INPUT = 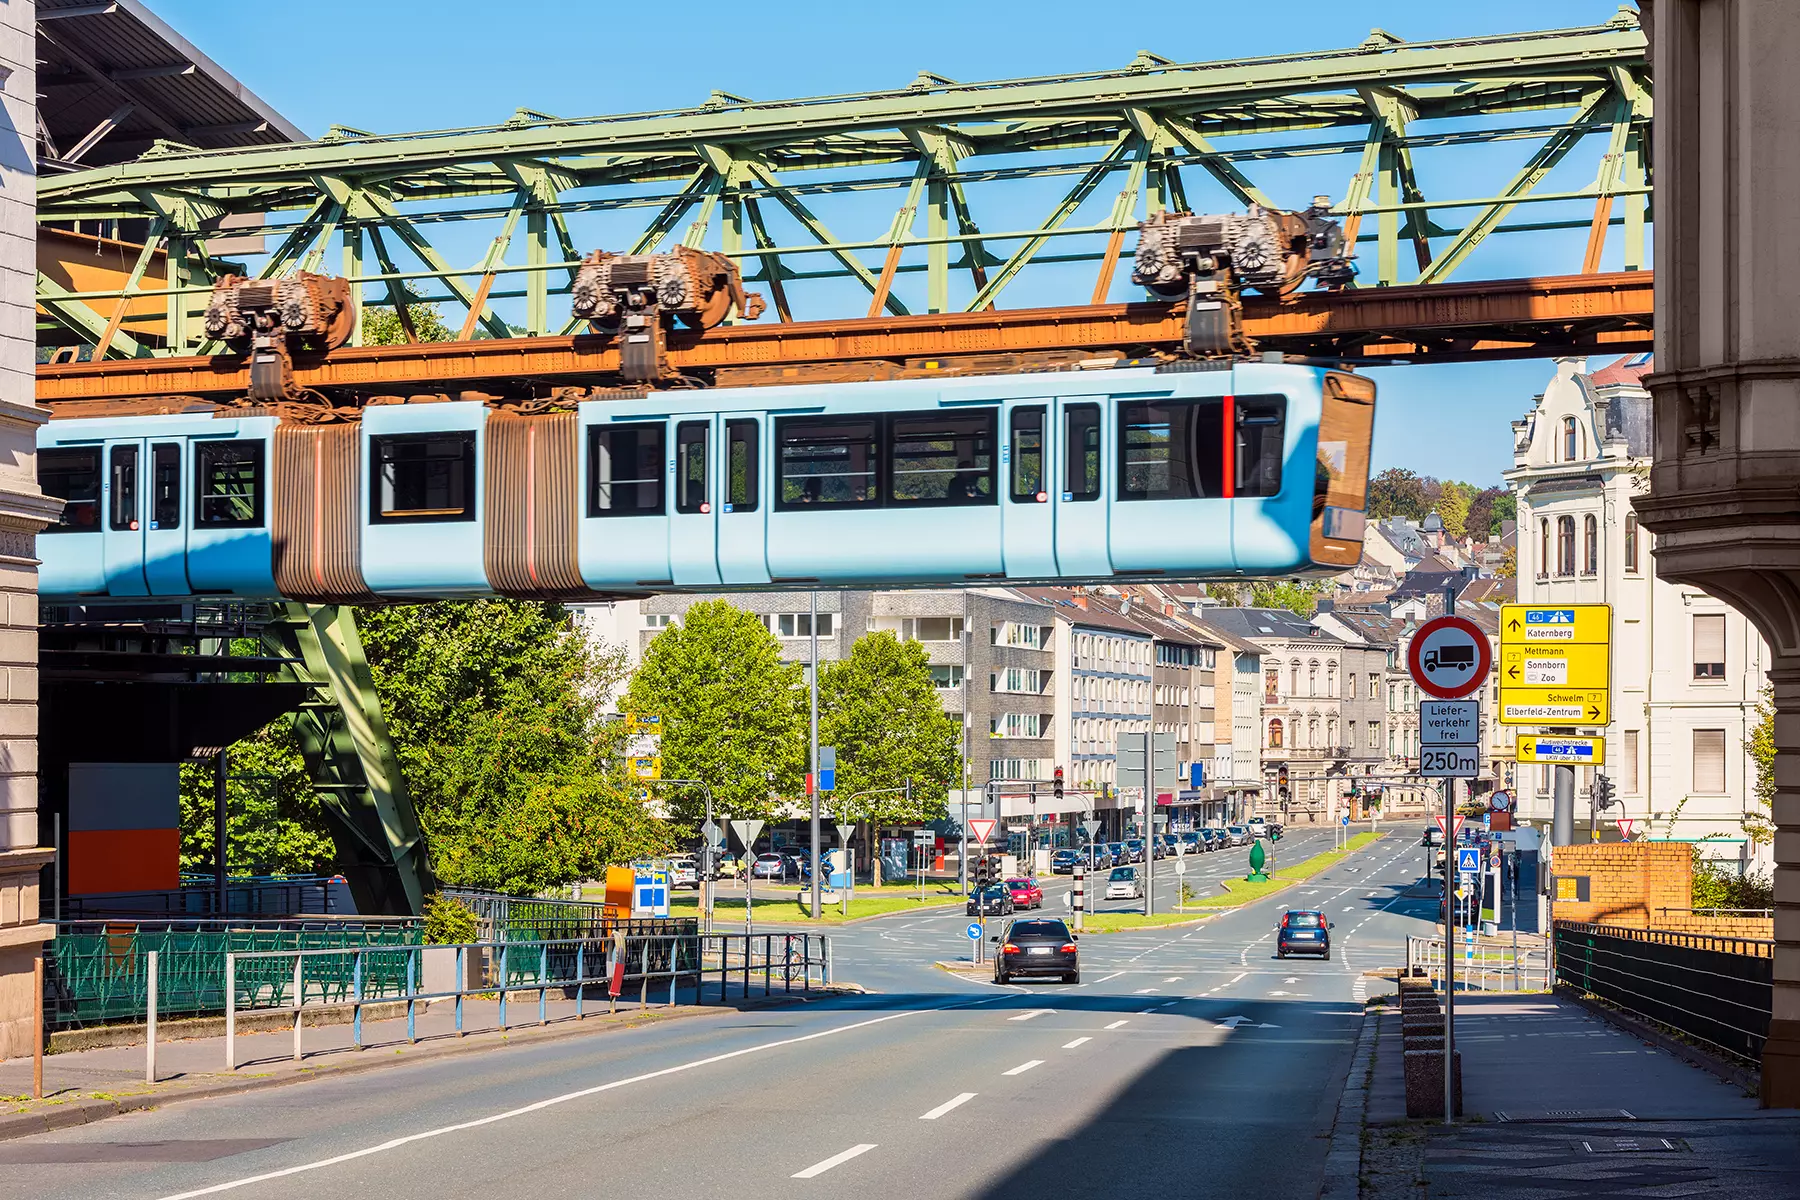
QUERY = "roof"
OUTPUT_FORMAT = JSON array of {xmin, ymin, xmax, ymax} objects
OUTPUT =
[
  {"xmin": 1459, "ymin": 577, "xmax": 1516, "ymax": 605},
  {"xmin": 1586, "ymin": 352, "xmax": 1653, "ymax": 388},
  {"xmin": 1187, "ymin": 620, "xmax": 1267, "ymax": 657},
  {"xmin": 1196, "ymin": 607, "xmax": 1336, "ymax": 645},
  {"xmin": 1009, "ymin": 586, "xmax": 1223, "ymax": 648},
  {"xmin": 1318, "ymin": 609, "xmax": 1407, "ymax": 647},
  {"xmin": 37, "ymin": 0, "xmax": 305, "ymax": 170}
]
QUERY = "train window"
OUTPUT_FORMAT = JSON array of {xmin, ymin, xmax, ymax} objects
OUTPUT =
[
  {"xmin": 371, "ymin": 432, "xmax": 477, "ymax": 524},
  {"xmin": 776, "ymin": 417, "xmax": 878, "ymax": 509},
  {"xmin": 1010, "ymin": 407, "xmax": 1046, "ymax": 502},
  {"xmin": 888, "ymin": 410, "xmax": 995, "ymax": 506},
  {"xmin": 39, "ymin": 447, "xmax": 100, "ymax": 534},
  {"xmin": 1063, "ymin": 405, "xmax": 1101, "ymax": 501},
  {"xmin": 589, "ymin": 423, "xmax": 666, "ymax": 517},
  {"xmin": 1118, "ymin": 397, "xmax": 1226, "ymax": 501},
  {"xmin": 675, "ymin": 422, "xmax": 710, "ymax": 515},
  {"xmin": 726, "ymin": 420, "xmax": 759, "ymax": 512},
  {"xmin": 195, "ymin": 440, "xmax": 264, "ymax": 528},
  {"xmin": 1234, "ymin": 395, "xmax": 1286, "ymax": 497},
  {"xmin": 152, "ymin": 443, "xmax": 181, "ymax": 529},
  {"xmin": 108, "ymin": 445, "xmax": 139, "ymax": 531}
]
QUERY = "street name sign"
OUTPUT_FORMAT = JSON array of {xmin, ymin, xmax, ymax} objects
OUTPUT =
[
  {"xmin": 1408, "ymin": 616, "xmax": 1493, "ymax": 700},
  {"xmin": 1499, "ymin": 604, "xmax": 1611, "ymax": 725},
  {"xmin": 968, "ymin": 818, "xmax": 997, "ymax": 845},
  {"xmin": 1515, "ymin": 734, "xmax": 1605, "ymax": 765}
]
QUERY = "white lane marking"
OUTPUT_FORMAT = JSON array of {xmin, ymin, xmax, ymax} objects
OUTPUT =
[
  {"xmin": 152, "ymin": 1002, "xmax": 992, "ymax": 1200},
  {"xmin": 1138, "ymin": 1007, "xmax": 1158, "ymax": 1014},
  {"xmin": 1063, "ymin": 1037, "xmax": 1092, "ymax": 1049},
  {"xmin": 1133, "ymin": 987, "xmax": 1159, "ymax": 994},
  {"xmin": 1229, "ymin": 972, "xmax": 1248, "ymax": 985},
  {"xmin": 794, "ymin": 1144, "xmax": 879, "ymax": 1178},
  {"xmin": 1095, "ymin": 971, "xmax": 1125, "ymax": 983},
  {"xmin": 920, "ymin": 1093, "xmax": 978, "ymax": 1121},
  {"xmin": 1009, "ymin": 1009, "xmax": 1054, "ymax": 1021},
  {"xmin": 1163, "ymin": 976, "xmax": 1183, "ymax": 983},
  {"xmin": 1004, "ymin": 1059, "xmax": 1044, "ymax": 1076},
  {"xmin": 1105, "ymin": 1019, "xmax": 1129, "ymax": 1030},
  {"xmin": 1157, "ymin": 1000, "xmax": 1178, "ymax": 1008}
]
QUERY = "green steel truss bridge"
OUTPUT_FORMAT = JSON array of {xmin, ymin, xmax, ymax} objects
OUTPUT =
[{"xmin": 37, "ymin": 12, "xmax": 1650, "ymax": 358}]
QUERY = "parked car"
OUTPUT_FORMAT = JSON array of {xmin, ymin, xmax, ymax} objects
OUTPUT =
[
  {"xmin": 1225, "ymin": 824, "xmax": 1250, "ymax": 846},
  {"xmin": 994, "ymin": 917, "xmax": 1079, "ymax": 985},
  {"xmin": 1277, "ymin": 908, "xmax": 1332, "ymax": 959},
  {"xmin": 669, "ymin": 860, "xmax": 699, "ymax": 889},
  {"xmin": 1197, "ymin": 829, "xmax": 1221, "ymax": 852},
  {"xmin": 967, "ymin": 884, "xmax": 1015, "ymax": 917},
  {"xmin": 1180, "ymin": 832, "xmax": 1203, "ymax": 855},
  {"xmin": 1085, "ymin": 844, "xmax": 1114, "ymax": 870},
  {"xmin": 1123, "ymin": 839, "xmax": 1147, "ymax": 863},
  {"xmin": 751, "ymin": 853, "xmax": 796, "ymax": 881},
  {"xmin": 1246, "ymin": 817, "xmax": 1268, "ymax": 838},
  {"xmin": 1156, "ymin": 834, "xmax": 1179, "ymax": 858},
  {"xmin": 1051, "ymin": 849, "xmax": 1083, "ymax": 875},
  {"xmin": 1005, "ymin": 877, "xmax": 1044, "ymax": 909},
  {"xmin": 1105, "ymin": 866, "xmax": 1144, "ymax": 901}
]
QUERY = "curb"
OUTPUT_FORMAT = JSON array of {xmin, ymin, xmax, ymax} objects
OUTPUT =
[
  {"xmin": 1556, "ymin": 985, "xmax": 1760, "ymax": 1095},
  {"xmin": 0, "ymin": 987, "xmax": 857, "ymax": 1144},
  {"xmin": 1318, "ymin": 1001, "xmax": 1381, "ymax": 1200}
]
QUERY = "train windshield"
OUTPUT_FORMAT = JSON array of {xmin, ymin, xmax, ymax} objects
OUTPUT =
[{"xmin": 1309, "ymin": 371, "xmax": 1376, "ymax": 568}]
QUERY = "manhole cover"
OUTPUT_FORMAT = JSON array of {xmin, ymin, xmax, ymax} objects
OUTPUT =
[
  {"xmin": 1578, "ymin": 1137, "xmax": 1687, "ymax": 1153},
  {"xmin": 1493, "ymin": 1108, "xmax": 1635, "ymax": 1123}
]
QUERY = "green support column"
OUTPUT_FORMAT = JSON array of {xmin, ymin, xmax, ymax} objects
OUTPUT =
[{"xmin": 525, "ymin": 206, "xmax": 548, "ymax": 336}]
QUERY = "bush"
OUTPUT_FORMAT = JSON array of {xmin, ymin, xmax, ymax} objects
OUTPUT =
[
  {"xmin": 423, "ymin": 893, "xmax": 480, "ymax": 945},
  {"xmin": 1691, "ymin": 847, "xmax": 1774, "ymax": 911}
]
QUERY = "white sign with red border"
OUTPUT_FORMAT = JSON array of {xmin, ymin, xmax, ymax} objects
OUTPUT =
[
  {"xmin": 967, "ymin": 818, "xmax": 997, "ymax": 845},
  {"xmin": 1434, "ymin": 814, "xmax": 1467, "ymax": 841},
  {"xmin": 1616, "ymin": 818, "xmax": 1636, "ymax": 840},
  {"xmin": 1408, "ymin": 615, "xmax": 1494, "ymax": 700}
]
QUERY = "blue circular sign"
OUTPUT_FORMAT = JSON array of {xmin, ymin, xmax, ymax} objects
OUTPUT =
[{"xmin": 966, "ymin": 922, "xmax": 982, "ymax": 940}]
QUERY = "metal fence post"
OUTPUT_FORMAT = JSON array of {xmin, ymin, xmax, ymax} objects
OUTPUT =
[
  {"xmin": 639, "ymin": 939, "xmax": 650, "ymax": 1009},
  {"xmin": 784, "ymin": 936, "xmax": 793, "ymax": 994},
  {"xmin": 742, "ymin": 935, "xmax": 750, "ymax": 999},
  {"xmin": 763, "ymin": 934, "xmax": 772, "ymax": 997},
  {"xmin": 455, "ymin": 945, "xmax": 466, "ymax": 1036},
  {"xmin": 576, "ymin": 943, "xmax": 585, "ymax": 1019},
  {"xmin": 499, "ymin": 943, "xmax": 509, "ymax": 1030},
  {"xmin": 352, "ymin": 949, "xmax": 364, "ymax": 1049},
  {"xmin": 224, "ymin": 951, "xmax": 237, "ymax": 1071},
  {"xmin": 824, "ymin": 935, "xmax": 834, "ymax": 986},
  {"xmin": 539, "ymin": 944, "xmax": 549, "ymax": 1026},
  {"xmin": 406, "ymin": 947, "xmax": 417, "ymax": 1044},
  {"xmin": 145, "ymin": 950, "xmax": 158, "ymax": 1085},
  {"xmin": 292, "ymin": 953, "xmax": 304, "ymax": 1061}
]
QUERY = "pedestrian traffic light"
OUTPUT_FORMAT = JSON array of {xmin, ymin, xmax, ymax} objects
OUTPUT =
[
  {"xmin": 1053, "ymin": 766, "xmax": 1065, "ymax": 801},
  {"xmin": 1594, "ymin": 774, "xmax": 1616, "ymax": 812}
]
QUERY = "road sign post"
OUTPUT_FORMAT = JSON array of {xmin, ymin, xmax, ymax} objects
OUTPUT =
[{"xmin": 729, "ymin": 819, "xmax": 764, "ymax": 933}]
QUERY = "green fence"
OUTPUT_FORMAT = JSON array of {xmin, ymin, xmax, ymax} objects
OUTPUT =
[{"xmin": 46, "ymin": 920, "xmax": 422, "ymax": 1029}]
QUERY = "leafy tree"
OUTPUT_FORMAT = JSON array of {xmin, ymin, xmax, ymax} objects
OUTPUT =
[
  {"xmin": 1496, "ymin": 546, "xmax": 1517, "ymax": 579},
  {"xmin": 1465, "ymin": 488, "xmax": 1513, "ymax": 540},
  {"xmin": 1435, "ymin": 482, "xmax": 1471, "ymax": 540},
  {"xmin": 360, "ymin": 290, "xmax": 453, "ymax": 346},
  {"xmin": 621, "ymin": 600, "xmax": 807, "ymax": 828},
  {"xmin": 1248, "ymin": 579, "xmax": 1327, "ymax": 616},
  {"xmin": 1745, "ymin": 685, "xmax": 1776, "ymax": 846},
  {"xmin": 178, "ymin": 724, "xmax": 334, "ymax": 876},
  {"xmin": 1488, "ymin": 492, "xmax": 1517, "ymax": 536},
  {"xmin": 1204, "ymin": 581, "xmax": 1246, "ymax": 607},
  {"xmin": 1367, "ymin": 467, "xmax": 1430, "ymax": 522},
  {"xmin": 819, "ymin": 632, "xmax": 960, "ymax": 831}
]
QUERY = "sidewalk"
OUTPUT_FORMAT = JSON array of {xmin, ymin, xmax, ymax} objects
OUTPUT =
[
  {"xmin": 1362, "ymin": 992, "xmax": 1800, "ymax": 1199},
  {"xmin": 0, "ymin": 976, "xmax": 841, "ymax": 1141}
]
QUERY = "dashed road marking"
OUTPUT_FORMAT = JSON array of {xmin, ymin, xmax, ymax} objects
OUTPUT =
[
  {"xmin": 920, "ymin": 1093, "xmax": 978, "ymax": 1121},
  {"xmin": 1063, "ymin": 1037, "xmax": 1091, "ymax": 1049},
  {"xmin": 1105, "ymin": 1020, "xmax": 1129, "ymax": 1030},
  {"xmin": 1003, "ymin": 1060, "xmax": 1044, "ymax": 1076},
  {"xmin": 794, "ymin": 1144, "xmax": 879, "ymax": 1178},
  {"xmin": 1009, "ymin": 1009, "xmax": 1054, "ymax": 1021}
]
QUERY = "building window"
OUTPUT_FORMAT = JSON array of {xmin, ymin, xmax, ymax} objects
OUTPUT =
[
  {"xmin": 1326, "ymin": 662, "xmax": 1337, "ymax": 697},
  {"xmin": 1582, "ymin": 514, "xmax": 1598, "ymax": 574},
  {"xmin": 1370, "ymin": 676, "xmax": 1379, "ymax": 701},
  {"xmin": 1326, "ymin": 718, "xmax": 1338, "ymax": 747},
  {"xmin": 644, "ymin": 613, "xmax": 675, "ymax": 629},
  {"xmin": 1692, "ymin": 729, "xmax": 1727, "ymax": 794},
  {"xmin": 1308, "ymin": 716, "xmax": 1320, "ymax": 746},
  {"xmin": 1307, "ymin": 660, "xmax": 1319, "ymax": 696},
  {"xmin": 1348, "ymin": 672, "xmax": 1357, "ymax": 700},
  {"xmin": 1267, "ymin": 718, "xmax": 1284, "ymax": 748},
  {"xmin": 1692, "ymin": 613, "xmax": 1726, "ymax": 679},
  {"xmin": 1562, "ymin": 415, "xmax": 1580, "ymax": 462},
  {"xmin": 991, "ymin": 712, "xmax": 1044, "ymax": 739},
  {"xmin": 1289, "ymin": 661, "xmax": 1300, "ymax": 695},
  {"xmin": 928, "ymin": 665, "xmax": 963, "ymax": 690},
  {"xmin": 777, "ymin": 613, "xmax": 833, "ymax": 638},
  {"xmin": 1622, "ymin": 729, "xmax": 1639, "ymax": 794},
  {"xmin": 891, "ymin": 617, "xmax": 962, "ymax": 642},
  {"xmin": 1556, "ymin": 516, "xmax": 1575, "ymax": 576},
  {"xmin": 1265, "ymin": 669, "xmax": 1281, "ymax": 704},
  {"xmin": 1368, "ymin": 721, "xmax": 1379, "ymax": 750},
  {"xmin": 1387, "ymin": 726, "xmax": 1395, "ymax": 757},
  {"xmin": 1624, "ymin": 513, "xmax": 1639, "ymax": 573},
  {"xmin": 1538, "ymin": 518, "xmax": 1550, "ymax": 577}
]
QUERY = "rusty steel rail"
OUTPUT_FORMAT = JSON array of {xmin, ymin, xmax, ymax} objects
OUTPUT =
[{"xmin": 36, "ymin": 271, "xmax": 1651, "ymax": 410}]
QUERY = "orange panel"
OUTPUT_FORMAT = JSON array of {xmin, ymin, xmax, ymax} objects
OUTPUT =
[
  {"xmin": 605, "ymin": 865, "xmax": 636, "ymax": 918},
  {"xmin": 68, "ymin": 828, "xmax": 180, "ymax": 895}
]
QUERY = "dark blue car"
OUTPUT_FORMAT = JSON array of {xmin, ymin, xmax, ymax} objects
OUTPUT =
[{"xmin": 1277, "ymin": 909, "xmax": 1332, "ymax": 959}]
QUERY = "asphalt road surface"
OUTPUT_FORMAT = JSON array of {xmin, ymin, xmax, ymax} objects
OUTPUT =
[{"xmin": 0, "ymin": 822, "xmax": 1439, "ymax": 1200}]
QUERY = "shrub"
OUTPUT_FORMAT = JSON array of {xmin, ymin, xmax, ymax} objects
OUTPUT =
[{"xmin": 423, "ymin": 893, "xmax": 480, "ymax": 944}]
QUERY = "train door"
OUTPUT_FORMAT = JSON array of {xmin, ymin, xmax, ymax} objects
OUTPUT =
[
  {"xmin": 142, "ymin": 440, "xmax": 191, "ymax": 594},
  {"xmin": 99, "ymin": 438, "xmax": 188, "ymax": 596},
  {"xmin": 715, "ymin": 414, "xmax": 770, "ymax": 585},
  {"xmin": 1052, "ymin": 398, "xmax": 1111, "ymax": 579},
  {"xmin": 1000, "ymin": 399, "xmax": 1057, "ymax": 579},
  {"xmin": 670, "ymin": 417, "xmax": 723, "ymax": 587}
]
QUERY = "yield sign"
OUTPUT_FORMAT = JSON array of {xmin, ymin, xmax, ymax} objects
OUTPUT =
[
  {"xmin": 968, "ymin": 818, "xmax": 998, "ymax": 845},
  {"xmin": 1434, "ymin": 814, "xmax": 1467, "ymax": 841},
  {"xmin": 1616, "ymin": 818, "xmax": 1636, "ymax": 840}
]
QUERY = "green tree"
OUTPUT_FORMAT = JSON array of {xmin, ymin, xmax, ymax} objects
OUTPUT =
[
  {"xmin": 819, "ymin": 632, "xmax": 960, "ymax": 830},
  {"xmin": 1435, "ymin": 482, "xmax": 1471, "ymax": 540},
  {"xmin": 360, "ymin": 290, "xmax": 453, "ymax": 346},
  {"xmin": 1367, "ymin": 467, "xmax": 1430, "ymax": 522},
  {"xmin": 1489, "ymin": 493, "xmax": 1517, "ymax": 535},
  {"xmin": 621, "ymin": 600, "xmax": 807, "ymax": 828},
  {"xmin": 178, "ymin": 724, "xmax": 334, "ymax": 877},
  {"xmin": 1745, "ymin": 685, "xmax": 1776, "ymax": 846},
  {"xmin": 1248, "ymin": 579, "xmax": 1327, "ymax": 616}
]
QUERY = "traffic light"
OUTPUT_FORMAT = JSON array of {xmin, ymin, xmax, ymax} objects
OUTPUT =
[
  {"xmin": 1594, "ymin": 774, "xmax": 1616, "ymax": 811},
  {"xmin": 1053, "ymin": 766, "xmax": 1065, "ymax": 801}
]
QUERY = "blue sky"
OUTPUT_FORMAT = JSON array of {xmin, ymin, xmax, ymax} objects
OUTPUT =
[{"xmin": 145, "ymin": 0, "xmax": 1641, "ymax": 486}]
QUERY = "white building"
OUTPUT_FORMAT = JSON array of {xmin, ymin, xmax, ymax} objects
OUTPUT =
[{"xmin": 1506, "ymin": 356, "xmax": 1770, "ymax": 864}]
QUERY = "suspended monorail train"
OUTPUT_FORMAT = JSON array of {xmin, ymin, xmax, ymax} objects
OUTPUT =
[{"xmin": 35, "ymin": 361, "xmax": 1374, "ymax": 603}]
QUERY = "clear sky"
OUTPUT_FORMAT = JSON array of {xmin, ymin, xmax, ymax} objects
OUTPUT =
[{"xmin": 144, "ymin": 0, "xmax": 1642, "ymax": 487}]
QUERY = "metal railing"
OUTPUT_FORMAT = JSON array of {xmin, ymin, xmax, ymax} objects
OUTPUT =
[
  {"xmin": 210, "ymin": 931, "xmax": 828, "ymax": 1071},
  {"xmin": 44, "ymin": 918, "xmax": 421, "ymax": 1029},
  {"xmin": 1655, "ymin": 907, "xmax": 1775, "ymax": 918},
  {"xmin": 439, "ymin": 888, "xmax": 697, "ymax": 943},
  {"xmin": 1553, "ymin": 920, "xmax": 1773, "ymax": 1068},
  {"xmin": 1405, "ymin": 934, "xmax": 1550, "ymax": 993},
  {"xmin": 60, "ymin": 877, "xmax": 348, "ymax": 921}
]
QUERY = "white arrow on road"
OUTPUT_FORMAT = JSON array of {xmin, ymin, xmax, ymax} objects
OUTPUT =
[{"xmin": 1215, "ymin": 1015, "xmax": 1257, "ymax": 1028}]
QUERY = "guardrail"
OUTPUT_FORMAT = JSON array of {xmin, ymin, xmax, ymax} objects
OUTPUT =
[
  {"xmin": 1405, "ymin": 934, "xmax": 1550, "ymax": 993},
  {"xmin": 207, "ymin": 932, "xmax": 829, "ymax": 1072},
  {"xmin": 1552, "ymin": 920, "xmax": 1773, "ymax": 1068}
]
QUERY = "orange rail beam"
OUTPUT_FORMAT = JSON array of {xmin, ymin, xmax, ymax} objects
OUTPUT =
[{"xmin": 36, "ymin": 271, "xmax": 1651, "ymax": 409}]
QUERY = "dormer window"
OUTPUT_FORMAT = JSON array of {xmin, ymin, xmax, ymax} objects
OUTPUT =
[{"xmin": 1562, "ymin": 416, "xmax": 1581, "ymax": 462}]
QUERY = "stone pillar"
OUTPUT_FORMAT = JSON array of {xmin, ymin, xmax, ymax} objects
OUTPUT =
[{"xmin": 1633, "ymin": 0, "xmax": 1800, "ymax": 1106}]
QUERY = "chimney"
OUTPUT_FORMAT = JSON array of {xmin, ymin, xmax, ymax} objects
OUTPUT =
[
  {"xmin": 1071, "ymin": 592, "xmax": 1088, "ymax": 610},
  {"xmin": 1315, "ymin": 597, "xmax": 1335, "ymax": 612}
]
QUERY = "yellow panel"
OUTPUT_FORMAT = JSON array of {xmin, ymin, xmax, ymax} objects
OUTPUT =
[
  {"xmin": 1500, "ymin": 644, "xmax": 1611, "ymax": 689},
  {"xmin": 1515, "ymin": 735, "xmax": 1605, "ymax": 765},
  {"xmin": 1499, "ymin": 603, "xmax": 1613, "ymax": 645},
  {"xmin": 1498, "ymin": 688, "xmax": 1609, "ymax": 726}
]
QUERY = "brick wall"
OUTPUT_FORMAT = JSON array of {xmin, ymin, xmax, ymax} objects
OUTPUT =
[{"xmin": 1550, "ymin": 842, "xmax": 1692, "ymax": 927}]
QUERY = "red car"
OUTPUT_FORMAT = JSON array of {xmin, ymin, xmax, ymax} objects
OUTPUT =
[{"xmin": 1005, "ymin": 877, "xmax": 1043, "ymax": 910}]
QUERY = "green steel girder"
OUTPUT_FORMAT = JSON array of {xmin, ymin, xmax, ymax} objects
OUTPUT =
[
  {"xmin": 36, "ymin": 15, "xmax": 1649, "ymax": 349},
  {"xmin": 262, "ymin": 604, "xmax": 430, "ymax": 918}
]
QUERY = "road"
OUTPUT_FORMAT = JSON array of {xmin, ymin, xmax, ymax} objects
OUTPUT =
[{"xmin": 0, "ymin": 823, "xmax": 1438, "ymax": 1200}]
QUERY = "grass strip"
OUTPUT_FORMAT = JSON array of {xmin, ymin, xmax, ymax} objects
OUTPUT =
[{"xmin": 1183, "ymin": 832, "xmax": 1387, "ymax": 908}]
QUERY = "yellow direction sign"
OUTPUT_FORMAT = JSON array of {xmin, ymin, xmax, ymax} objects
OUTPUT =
[
  {"xmin": 1516, "ymin": 734, "xmax": 1605, "ymax": 766},
  {"xmin": 628, "ymin": 755, "xmax": 662, "ymax": 780},
  {"xmin": 1499, "ymin": 603, "xmax": 1611, "ymax": 726}
]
